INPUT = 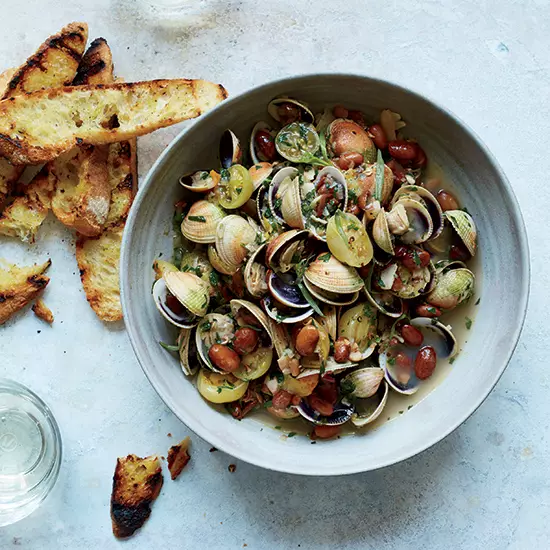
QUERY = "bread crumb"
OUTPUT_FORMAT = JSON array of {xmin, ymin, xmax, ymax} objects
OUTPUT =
[
  {"xmin": 167, "ymin": 437, "xmax": 191, "ymax": 480},
  {"xmin": 228, "ymin": 464, "xmax": 236, "ymax": 473},
  {"xmin": 32, "ymin": 298, "xmax": 54, "ymax": 324}
]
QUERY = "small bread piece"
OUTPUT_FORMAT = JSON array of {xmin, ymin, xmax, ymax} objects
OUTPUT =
[
  {"xmin": 0, "ymin": 79, "xmax": 228, "ymax": 165},
  {"xmin": 1, "ymin": 22, "xmax": 88, "ymax": 99},
  {"xmin": 50, "ymin": 145, "xmax": 110, "ymax": 236},
  {"xmin": 76, "ymin": 223, "xmax": 124, "ymax": 321},
  {"xmin": 111, "ymin": 454, "xmax": 163, "ymax": 539},
  {"xmin": 32, "ymin": 298, "xmax": 54, "ymax": 324},
  {"xmin": 0, "ymin": 169, "xmax": 53, "ymax": 242},
  {"xmin": 0, "ymin": 69, "xmax": 16, "ymax": 97},
  {"xmin": 73, "ymin": 37, "xmax": 113, "ymax": 86},
  {"xmin": 167, "ymin": 437, "xmax": 191, "ymax": 480},
  {"xmin": 0, "ymin": 259, "xmax": 51, "ymax": 324}
]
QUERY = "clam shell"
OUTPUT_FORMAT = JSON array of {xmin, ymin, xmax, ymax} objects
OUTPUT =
[
  {"xmin": 249, "ymin": 121, "xmax": 272, "ymax": 165},
  {"xmin": 351, "ymin": 380, "xmax": 389, "ymax": 427},
  {"xmin": 196, "ymin": 313, "xmax": 236, "ymax": 373},
  {"xmin": 244, "ymin": 243, "xmax": 268, "ymax": 298},
  {"xmin": 303, "ymin": 278, "xmax": 359, "ymax": 306},
  {"xmin": 230, "ymin": 299, "xmax": 273, "ymax": 341},
  {"xmin": 165, "ymin": 271, "xmax": 210, "ymax": 317},
  {"xmin": 297, "ymin": 399, "xmax": 353, "ymax": 426},
  {"xmin": 267, "ymin": 97, "xmax": 314, "ymax": 124},
  {"xmin": 152, "ymin": 277, "xmax": 198, "ymax": 329},
  {"xmin": 267, "ymin": 270, "xmax": 309, "ymax": 308},
  {"xmin": 379, "ymin": 351, "xmax": 419, "ymax": 395},
  {"xmin": 180, "ymin": 170, "xmax": 219, "ymax": 193},
  {"xmin": 341, "ymin": 366, "xmax": 384, "ymax": 398},
  {"xmin": 427, "ymin": 267, "xmax": 475, "ymax": 310},
  {"xmin": 219, "ymin": 129, "xmax": 242, "ymax": 169},
  {"xmin": 268, "ymin": 167, "xmax": 299, "ymax": 225},
  {"xmin": 280, "ymin": 176, "xmax": 305, "ymax": 229},
  {"xmin": 372, "ymin": 208, "xmax": 394, "ymax": 254},
  {"xmin": 177, "ymin": 328, "xmax": 199, "ymax": 376},
  {"xmin": 265, "ymin": 229, "xmax": 308, "ymax": 272},
  {"xmin": 393, "ymin": 198, "xmax": 433, "ymax": 244},
  {"xmin": 181, "ymin": 200, "xmax": 225, "ymax": 244},
  {"xmin": 314, "ymin": 305, "xmax": 337, "ymax": 341},
  {"xmin": 264, "ymin": 317, "xmax": 291, "ymax": 359},
  {"xmin": 262, "ymin": 295, "xmax": 313, "ymax": 324},
  {"xmin": 215, "ymin": 215, "xmax": 258, "ymax": 269},
  {"xmin": 364, "ymin": 287, "xmax": 404, "ymax": 318},
  {"xmin": 207, "ymin": 244, "xmax": 239, "ymax": 275},
  {"xmin": 392, "ymin": 185, "xmax": 444, "ymax": 239},
  {"xmin": 249, "ymin": 161, "xmax": 273, "ymax": 190},
  {"xmin": 445, "ymin": 210, "xmax": 477, "ymax": 256},
  {"xmin": 304, "ymin": 253, "xmax": 363, "ymax": 294}
]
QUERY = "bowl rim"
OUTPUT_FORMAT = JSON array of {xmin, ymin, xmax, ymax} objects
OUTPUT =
[{"xmin": 120, "ymin": 73, "xmax": 530, "ymax": 476}]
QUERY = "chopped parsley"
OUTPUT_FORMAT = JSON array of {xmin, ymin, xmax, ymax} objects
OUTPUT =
[
  {"xmin": 475, "ymin": 298, "xmax": 480, "ymax": 306},
  {"xmin": 209, "ymin": 271, "xmax": 220, "ymax": 286},
  {"xmin": 188, "ymin": 215, "xmax": 206, "ymax": 223},
  {"xmin": 287, "ymin": 432, "xmax": 297, "ymax": 438},
  {"xmin": 263, "ymin": 400, "xmax": 273, "ymax": 408},
  {"xmin": 275, "ymin": 372, "xmax": 284, "ymax": 383},
  {"xmin": 412, "ymin": 250, "xmax": 421, "ymax": 266},
  {"xmin": 318, "ymin": 252, "xmax": 331, "ymax": 262},
  {"xmin": 449, "ymin": 357, "xmax": 456, "ymax": 364},
  {"xmin": 200, "ymin": 321, "xmax": 212, "ymax": 332},
  {"xmin": 465, "ymin": 317, "xmax": 472, "ymax": 330},
  {"xmin": 340, "ymin": 378, "xmax": 356, "ymax": 395},
  {"xmin": 159, "ymin": 341, "xmax": 179, "ymax": 352}
]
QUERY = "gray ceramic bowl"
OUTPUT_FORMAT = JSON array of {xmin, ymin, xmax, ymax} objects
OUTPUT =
[{"xmin": 120, "ymin": 74, "xmax": 529, "ymax": 475}]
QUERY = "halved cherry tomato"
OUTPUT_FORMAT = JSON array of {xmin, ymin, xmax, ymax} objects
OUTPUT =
[{"xmin": 218, "ymin": 165, "xmax": 254, "ymax": 209}]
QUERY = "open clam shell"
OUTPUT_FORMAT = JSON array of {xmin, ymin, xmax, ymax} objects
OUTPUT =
[
  {"xmin": 377, "ymin": 259, "xmax": 437, "ymax": 300},
  {"xmin": 392, "ymin": 185, "xmax": 444, "ymax": 239},
  {"xmin": 267, "ymin": 270, "xmax": 309, "ymax": 308},
  {"xmin": 268, "ymin": 166, "xmax": 299, "ymax": 225},
  {"xmin": 177, "ymin": 328, "xmax": 199, "ymax": 376},
  {"xmin": 207, "ymin": 244, "xmax": 239, "ymax": 275},
  {"xmin": 303, "ymin": 278, "xmax": 359, "ymax": 306},
  {"xmin": 195, "ymin": 313, "xmax": 236, "ymax": 373},
  {"xmin": 219, "ymin": 129, "xmax": 242, "ymax": 169},
  {"xmin": 249, "ymin": 161, "xmax": 273, "ymax": 190},
  {"xmin": 152, "ymin": 277, "xmax": 199, "ymax": 329},
  {"xmin": 181, "ymin": 200, "xmax": 225, "ymax": 244},
  {"xmin": 180, "ymin": 170, "xmax": 220, "ymax": 193},
  {"xmin": 265, "ymin": 229, "xmax": 308, "ymax": 273},
  {"xmin": 230, "ymin": 299, "xmax": 272, "ymax": 337},
  {"xmin": 262, "ymin": 294, "xmax": 313, "ymax": 324},
  {"xmin": 380, "ymin": 317, "xmax": 457, "ymax": 395},
  {"xmin": 372, "ymin": 207, "xmax": 394, "ymax": 254},
  {"xmin": 250, "ymin": 121, "xmax": 275, "ymax": 165},
  {"xmin": 445, "ymin": 210, "xmax": 477, "ymax": 256},
  {"xmin": 426, "ymin": 267, "xmax": 475, "ymax": 310},
  {"xmin": 338, "ymin": 302, "xmax": 378, "ymax": 361},
  {"xmin": 304, "ymin": 253, "xmax": 363, "ymax": 294},
  {"xmin": 297, "ymin": 399, "xmax": 354, "ymax": 426},
  {"xmin": 280, "ymin": 175, "xmax": 305, "ymax": 229},
  {"xmin": 215, "ymin": 215, "xmax": 258, "ymax": 269},
  {"xmin": 341, "ymin": 366, "xmax": 384, "ymax": 398},
  {"xmin": 364, "ymin": 287, "xmax": 404, "ymax": 318},
  {"xmin": 267, "ymin": 97, "xmax": 314, "ymax": 124},
  {"xmin": 165, "ymin": 271, "xmax": 210, "ymax": 317},
  {"xmin": 244, "ymin": 244, "xmax": 268, "ymax": 298},
  {"xmin": 393, "ymin": 198, "xmax": 433, "ymax": 244},
  {"xmin": 351, "ymin": 380, "xmax": 389, "ymax": 427},
  {"xmin": 314, "ymin": 305, "xmax": 337, "ymax": 341}
]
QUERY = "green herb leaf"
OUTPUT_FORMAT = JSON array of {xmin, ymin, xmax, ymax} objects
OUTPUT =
[
  {"xmin": 209, "ymin": 271, "xmax": 220, "ymax": 286},
  {"xmin": 318, "ymin": 252, "xmax": 331, "ymax": 262},
  {"xmin": 200, "ymin": 321, "xmax": 212, "ymax": 332},
  {"xmin": 333, "ymin": 210, "xmax": 348, "ymax": 244},
  {"xmin": 374, "ymin": 149, "xmax": 385, "ymax": 202},
  {"xmin": 340, "ymin": 379, "xmax": 356, "ymax": 395},
  {"xmin": 287, "ymin": 432, "xmax": 297, "ymax": 438},
  {"xmin": 239, "ymin": 324, "xmax": 262, "ymax": 332},
  {"xmin": 465, "ymin": 317, "xmax": 472, "ymax": 330},
  {"xmin": 475, "ymin": 298, "xmax": 480, "ymax": 306},
  {"xmin": 274, "ymin": 425, "xmax": 281, "ymax": 430},
  {"xmin": 188, "ymin": 215, "xmax": 206, "ymax": 223},
  {"xmin": 449, "ymin": 357, "xmax": 456, "ymax": 365},
  {"xmin": 159, "ymin": 341, "xmax": 180, "ymax": 352},
  {"xmin": 275, "ymin": 372, "xmax": 285, "ymax": 383},
  {"xmin": 263, "ymin": 400, "xmax": 273, "ymax": 408},
  {"xmin": 297, "ymin": 280, "xmax": 325, "ymax": 317}
]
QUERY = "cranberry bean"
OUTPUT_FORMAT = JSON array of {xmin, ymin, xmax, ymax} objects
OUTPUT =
[
  {"xmin": 332, "ymin": 105, "xmax": 349, "ymax": 118},
  {"xmin": 277, "ymin": 102, "xmax": 301, "ymax": 125},
  {"xmin": 233, "ymin": 327, "xmax": 259, "ymax": 355},
  {"xmin": 272, "ymin": 390, "xmax": 293, "ymax": 410},
  {"xmin": 254, "ymin": 130, "xmax": 276, "ymax": 161},
  {"xmin": 386, "ymin": 159, "xmax": 407, "ymax": 184},
  {"xmin": 414, "ymin": 346, "xmax": 437, "ymax": 379},
  {"xmin": 436, "ymin": 190, "xmax": 460, "ymax": 211},
  {"xmin": 348, "ymin": 110, "xmax": 366, "ymax": 127},
  {"xmin": 412, "ymin": 144, "xmax": 427, "ymax": 168},
  {"xmin": 336, "ymin": 151, "xmax": 364, "ymax": 170},
  {"xmin": 208, "ymin": 344, "xmax": 240, "ymax": 372},
  {"xmin": 165, "ymin": 292, "xmax": 185, "ymax": 315},
  {"xmin": 334, "ymin": 337, "xmax": 351, "ymax": 363},
  {"xmin": 295, "ymin": 325, "xmax": 320, "ymax": 357},
  {"xmin": 309, "ymin": 395, "xmax": 334, "ymax": 416},
  {"xmin": 394, "ymin": 245, "xmax": 430, "ymax": 270},
  {"xmin": 401, "ymin": 324, "xmax": 424, "ymax": 347},
  {"xmin": 388, "ymin": 140, "xmax": 417, "ymax": 161},
  {"xmin": 450, "ymin": 243, "xmax": 470, "ymax": 261},
  {"xmin": 312, "ymin": 425, "xmax": 341, "ymax": 439},
  {"xmin": 368, "ymin": 124, "xmax": 388, "ymax": 150},
  {"xmin": 316, "ymin": 376, "xmax": 338, "ymax": 404},
  {"xmin": 415, "ymin": 304, "xmax": 442, "ymax": 318}
]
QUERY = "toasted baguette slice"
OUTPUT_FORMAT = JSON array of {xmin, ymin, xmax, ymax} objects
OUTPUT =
[
  {"xmin": 0, "ymin": 259, "xmax": 51, "ymax": 324},
  {"xmin": 167, "ymin": 437, "xmax": 191, "ymax": 480},
  {"xmin": 1, "ymin": 22, "xmax": 88, "ymax": 99},
  {"xmin": 0, "ymin": 169, "xmax": 53, "ymax": 242},
  {"xmin": 111, "ymin": 454, "xmax": 163, "ymax": 539},
  {"xmin": 0, "ymin": 79, "xmax": 227, "ymax": 165},
  {"xmin": 76, "ymin": 223, "xmax": 124, "ymax": 321},
  {"xmin": 50, "ymin": 145, "xmax": 110, "ymax": 236},
  {"xmin": 32, "ymin": 298, "xmax": 54, "ymax": 324},
  {"xmin": 0, "ymin": 23, "xmax": 88, "ymax": 208},
  {"xmin": 73, "ymin": 37, "xmax": 113, "ymax": 86}
]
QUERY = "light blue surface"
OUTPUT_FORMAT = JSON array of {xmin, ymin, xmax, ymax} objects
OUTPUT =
[{"xmin": 1, "ymin": 1, "xmax": 548, "ymax": 548}]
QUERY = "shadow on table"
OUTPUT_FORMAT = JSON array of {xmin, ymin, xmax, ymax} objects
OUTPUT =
[{"xmin": 215, "ymin": 430, "xmax": 462, "ymax": 548}]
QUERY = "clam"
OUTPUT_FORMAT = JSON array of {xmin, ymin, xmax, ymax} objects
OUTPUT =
[
  {"xmin": 196, "ymin": 313, "xmax": 236, "ymax": 373},
  {"xmin": 392, "ymin": 198, "xmax": 433, "ymax": 244},
  {"xmin": 341, "ymin": 366, "xmax": 384, "ymax": 398},
  {"xmin": 231, "ymin": 298, "xmax": 272, "ymax": 335},
  {"xmin": 326, "ymin": 118, "xmax": 376, "ymax": 163},
  {"xmin": 153, "ymin": 272, "xmax": 210, "ymax": 329},
  {"xmin": 249, "ymin": 161, "xmax": 273, "ymax": 190},
  {"xmin": 207, "ymin": 244, "xmax": 238, "ymax": 275},
  {"xmin": 268, "ymin": 166, "xmax": 299, "ymax": 224},
  {"xmin": 256, "ymin": 186, "xmax": 282, "ymax": 236},
  {"xmin": 297, "ymin": 399, "xmax": 353, "ymax": 426},
  {"xmin": 380, "ymin": 317, "xmax": 457, "ymax": 395},
  {"xmin": 304, "ymin": 253, "xmax": 364, "ymax": 295},
  {"xmin": 377, "ymin": 260, "xmax": 436, "ymax": 299},
  {"xmin": 372, "ymin": 207, "xmax": 398, "ymax": 255},
  {"xmin": 275, "ymin": 122, "xmax": 322, "ymax": 164},
  {"xmin": 280, "ymin": 176, "xmax": 305, "ymax": 229},
  {"xmin": 262, "ymin": 294, "xmax": 313, "ymax": 324},
  {"xmin": 338, "ymin": 302, "xmax": 378, "ymax": 361},
  {"xmin": 314, "ymin": 305, "xmax": 337, "ymax": 341},
  {"xmin": 351, "ymin": 380, "xmax": 389, "ymax": 427},
  {"xmin": 180, "ymin": 170, "xmax": 220, "ymax": 193},
  {"xmin": 303, "ymin": 278, "xmax": 360, "ymax": 306},
  {"xmin": 267, "ymin": 97, "xmax": 314, "ymax": 125},
  {"xmin": 244, "ymin": 244, "xmax": 268, "ymax": 298},
  {"xmin": 364, "ymin": 287, "xmax": 404, "ymax": 318},
  {"xmin": 392, "ymin": 185, "xmax": 444, "ymax": 239},
  {"xmin": 219, "ymin": 129, "xmax": 242, "ymax": 169},
  {"xmin": 445, "ymin": 210, "xmax": 477, "ymax": 256},
  {"xmin": 179, "ymin": 250, "xmax": 216, "ymax": 295},
  {"xmin": 299, "ymin": 319, "xmax": 331, "ymax": 371},
  {"xmin": 215, "ymin": 215, "xmax": 258, "ymax": 269},
  {"xmin": 181, "ymin": 200, "xmax": 225, "ymax": 244},
  {"xmin": 267, "ymin": 270, "xmax": 309, "ymax": 308},
  {"xmin": 426, "ymin": 267, "xmax": 475, "ymax": 310},
  {"xmin": 250, "ymin": 121, "xmax": 277, "ymax": 165},
  {"xmin": 265, "ymin": 229, "xmax": 309, "ymax": 273},
  {"xmin": 177, "ymin": 328, "xmax": 199, "ymax": 376}
]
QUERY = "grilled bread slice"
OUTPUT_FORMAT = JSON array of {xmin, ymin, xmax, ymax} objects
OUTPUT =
[
  {"xmin": 1, "ymin": 22, "xmax": 88, "ymax": 99},
  {"xmin": 0, "ymin": 168, "xmax": 53, "ymax": 242},
  {"xmin": 110, "ymin": 454, "xmax": 163, "ymax": 539},
  {"xmin": 0, "ymin": 23, "xmax": 88, "ymax": 210},
  {"xmin": 76, "ymin": 223, "xmax": 125, "ymax": 321},
  {"xmin": 0, "ymin": 259, "xmax": 51, "ymax": 324},
  {"xmin": 51, "ymin": 38, "xmax": 115, "ymax": 236},
  {"xmin": 167, "ymin": 437, "xmax": 191, "ymax": 480},
  {"xmin": 0, "ymin": 79, "xmax": 227, "ymax": 165}
]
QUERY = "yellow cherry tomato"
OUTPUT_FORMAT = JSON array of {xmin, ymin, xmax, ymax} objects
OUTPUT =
[
  {"xmin": 218, "ymin": 165, "xmax": 254, "ymax": 209},
  {"xmin": 197, "ymin": 369, "xmax": 249, "ymax": 404},
  {"xmin": 233, "ymin": 347, "xmax": 273, "ymax": 381}
]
